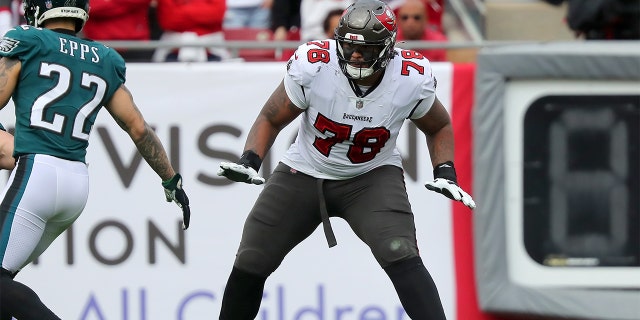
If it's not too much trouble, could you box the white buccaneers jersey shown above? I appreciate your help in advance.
[282,39,437,180]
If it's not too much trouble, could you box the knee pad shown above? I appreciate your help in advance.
[373,237,419,267]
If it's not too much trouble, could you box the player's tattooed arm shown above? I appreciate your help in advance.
[0,57,20,109]
[244,79,303,158]
[106,85,175,181]
[131,121,175,181]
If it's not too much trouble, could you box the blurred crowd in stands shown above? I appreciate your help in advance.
[0,0,637,63]
[543,0,639,40]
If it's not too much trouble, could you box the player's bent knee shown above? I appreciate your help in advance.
[373,237,419,267]
[234,249,280,277]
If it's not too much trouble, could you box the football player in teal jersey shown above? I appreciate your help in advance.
[0,1,191,319]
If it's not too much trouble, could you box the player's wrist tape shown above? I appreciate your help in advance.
[433,161,457,184]
[162,173,181,188]
[239,150,262,172]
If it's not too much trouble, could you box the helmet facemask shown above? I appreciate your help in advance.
[335,0,397,80]
[336,33,395,79]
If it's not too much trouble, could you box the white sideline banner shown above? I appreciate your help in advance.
[1,62,456,320]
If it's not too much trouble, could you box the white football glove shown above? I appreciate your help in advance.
[425,178,476,209]
[217,161,265,185]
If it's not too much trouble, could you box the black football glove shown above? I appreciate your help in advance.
[424,161,476,209]
[216,150,265,185]
[162,173,191,229]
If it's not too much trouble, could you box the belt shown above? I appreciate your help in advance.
[317,178,337,248]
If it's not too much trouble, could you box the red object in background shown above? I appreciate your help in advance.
[396,27,448,61]
[280,28,300,61]
[156,0,225,35]
[82,0,152,41]
[223,28,300,62]
[392,0,444,32]
[426,0,444,32]
[452,64,503,320]
[452,63,523,320]
[224,28,277,61]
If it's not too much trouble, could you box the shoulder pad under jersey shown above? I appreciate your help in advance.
[390,47,437,101]
[286,39,336,87]
[0,25,41,58]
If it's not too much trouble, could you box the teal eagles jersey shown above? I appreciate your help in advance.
[0,25,126,162]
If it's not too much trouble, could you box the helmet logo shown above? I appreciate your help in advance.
[45,0,52,9]
[374,8,396,32]
[345,33,364,41]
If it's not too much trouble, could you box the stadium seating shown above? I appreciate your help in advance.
[223,28,276,61]
[223,28,300,62]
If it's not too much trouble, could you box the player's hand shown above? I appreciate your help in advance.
[162,173,191,230]
[217,162,265,185]
[425,178,476,209]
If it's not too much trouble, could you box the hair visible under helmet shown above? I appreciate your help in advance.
[334,0,397,80]
[23,0,90,33]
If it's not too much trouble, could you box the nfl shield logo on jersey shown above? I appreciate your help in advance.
[356,100,364,109]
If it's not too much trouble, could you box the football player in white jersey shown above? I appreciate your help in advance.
[217,0,475,318]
